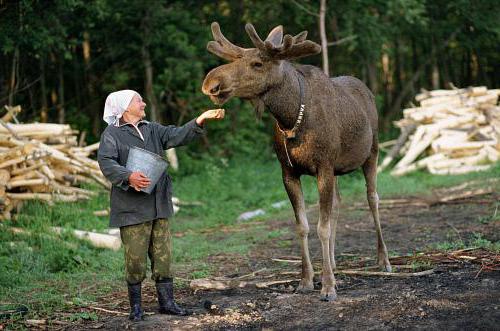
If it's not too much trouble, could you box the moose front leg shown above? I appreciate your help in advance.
[317,170,337,301]
[282,171,314,292]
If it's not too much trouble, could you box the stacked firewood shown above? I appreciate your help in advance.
[379,86,500,176]
[0,106,109,220]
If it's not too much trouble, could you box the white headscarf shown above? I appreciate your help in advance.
[103,90,139,126]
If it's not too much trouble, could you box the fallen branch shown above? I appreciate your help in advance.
[87,306,128,316]
[271,258,301,264]
[255,279,299,288]
[432,187,494,204]
[335,269,434,277]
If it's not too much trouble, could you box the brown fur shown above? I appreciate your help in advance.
[202,23,391,301]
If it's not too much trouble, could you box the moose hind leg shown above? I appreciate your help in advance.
[329,177,340,270]
[362,150,392,272]
[282,172,314,292]
[317,171,337,301]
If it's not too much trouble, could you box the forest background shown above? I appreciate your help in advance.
[1,0,499,174]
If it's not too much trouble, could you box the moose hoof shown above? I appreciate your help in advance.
[320,286,337,302]
[378,261,392,272]
[320,292,337,302]
[296,281,314,293]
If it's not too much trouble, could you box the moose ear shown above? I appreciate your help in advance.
[265,25,283,47]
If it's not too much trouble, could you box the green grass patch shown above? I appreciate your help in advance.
[477,202,500,224]
[433,232,500,253]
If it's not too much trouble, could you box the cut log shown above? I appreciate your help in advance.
[378,123,416,173]
[432,140,496,153]
[428,164,492,175]
[93,209,109,217]
[190,278,248,291]
[0,169,10,186]
[1,105,22,122]
[391,153,446,176]
[51,227,121,251]
[7,178,49,189]
[395,128,440,169]
[0,123,72,135]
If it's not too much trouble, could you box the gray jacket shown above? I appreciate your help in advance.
[97,119,204,228]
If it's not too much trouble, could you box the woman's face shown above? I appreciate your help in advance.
[126,94,147,119]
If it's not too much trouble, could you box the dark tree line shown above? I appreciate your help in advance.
[1,0,499,147]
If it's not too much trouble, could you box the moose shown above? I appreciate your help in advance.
[202,22,392,301]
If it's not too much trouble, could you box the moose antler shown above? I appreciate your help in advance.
[245,23,321,60]
[207,22,246,61]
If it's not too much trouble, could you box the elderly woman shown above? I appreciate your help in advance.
[97,90,224,321]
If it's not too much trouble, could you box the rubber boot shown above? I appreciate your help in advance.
[156,278,191,316]
[127,283,144,322]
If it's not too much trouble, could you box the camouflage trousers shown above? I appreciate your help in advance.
[120,218,172,285]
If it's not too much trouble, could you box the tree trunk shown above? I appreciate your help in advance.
[39,57,48,123]
[142,46,161,123]
[83,31,101,137]
[58,57,65,124]
[366,61,378,95]
[440,48,451,87]
[319,0,329,76]
[431,62,440,89]
[141,11,162,123]
[431,39,440,89]
[381,48,392,113]
[394,39,405,100]
[230,0,245,133]
[73,48,82,110]
[8,47,19,106]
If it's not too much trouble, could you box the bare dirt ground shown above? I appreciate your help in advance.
[74,193,499,330]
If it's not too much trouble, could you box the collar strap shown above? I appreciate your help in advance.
[277,70,305,139]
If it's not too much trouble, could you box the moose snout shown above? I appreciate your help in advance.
[202,69,234,105]
[202,73,223,96]
[209,83,220,95]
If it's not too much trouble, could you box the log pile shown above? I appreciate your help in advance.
[0,106,109,220]
[379,86,500,176]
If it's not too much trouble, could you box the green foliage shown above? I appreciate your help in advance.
[2,0,500,145]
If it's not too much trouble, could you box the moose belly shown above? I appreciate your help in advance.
[335,142,372,175]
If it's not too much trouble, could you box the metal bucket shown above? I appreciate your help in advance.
[125,146,168,194]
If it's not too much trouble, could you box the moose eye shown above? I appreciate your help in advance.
[251,61,263,69]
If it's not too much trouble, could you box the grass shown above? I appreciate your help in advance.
[433,232,500,253]
[0,157,499,326]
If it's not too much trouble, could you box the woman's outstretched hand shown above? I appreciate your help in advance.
[196,108,225,126]
[129,171,151,191]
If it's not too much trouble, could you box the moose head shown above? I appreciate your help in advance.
[202,22,321,106]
